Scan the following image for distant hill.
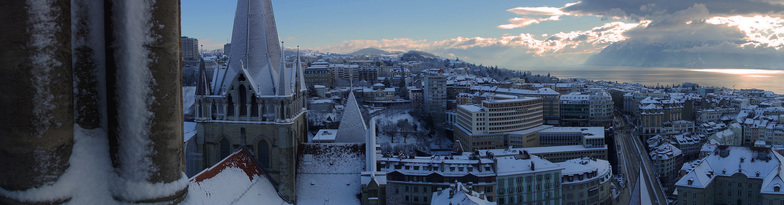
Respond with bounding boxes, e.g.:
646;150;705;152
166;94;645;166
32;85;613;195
585;41;784;69
348;48;394;56
400;50;439;61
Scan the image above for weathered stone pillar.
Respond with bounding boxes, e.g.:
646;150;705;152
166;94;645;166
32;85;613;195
105;0;186;203
0;0;73;204
72;0;105;130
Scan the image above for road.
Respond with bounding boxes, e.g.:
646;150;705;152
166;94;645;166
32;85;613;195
614;112;668;205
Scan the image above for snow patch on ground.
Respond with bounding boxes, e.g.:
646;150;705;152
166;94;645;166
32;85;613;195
0;126;114;204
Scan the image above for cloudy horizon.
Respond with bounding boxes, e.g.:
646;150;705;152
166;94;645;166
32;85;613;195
183;0;784;69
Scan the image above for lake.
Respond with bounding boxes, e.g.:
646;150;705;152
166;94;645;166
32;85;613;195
524;66;784;94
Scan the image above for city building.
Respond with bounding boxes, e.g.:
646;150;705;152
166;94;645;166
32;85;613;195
558;158;613;205
181;36;199;61
587;88;613;127
560;93;590;126
304;61;333;88
424;74;447;114
470;86;561;125
481;127;609;163
672;134;704;160
358;67;379;83
453;97;550;151
361;86;396;102
379;153;497;204
331;63;360;84
192;0;308;201
223;43;231;57
675;146;784;205
494;153;563;205
649;143;683;182
409;88;424;108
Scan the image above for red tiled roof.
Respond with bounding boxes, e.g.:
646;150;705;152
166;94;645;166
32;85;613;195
191;149;263;183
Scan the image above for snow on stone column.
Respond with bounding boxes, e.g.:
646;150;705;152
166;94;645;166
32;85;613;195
0;0;74;203
105;0;187;203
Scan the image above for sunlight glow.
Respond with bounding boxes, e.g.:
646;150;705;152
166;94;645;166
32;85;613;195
706;16;784;49
689;69;784;75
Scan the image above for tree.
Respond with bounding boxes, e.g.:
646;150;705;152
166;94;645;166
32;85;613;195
383;77;391;88
382;123;396;143
307;84;318;97
397;119;411;143
398;79;409;99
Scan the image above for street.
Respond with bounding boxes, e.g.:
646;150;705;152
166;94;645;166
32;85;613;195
613;112;668;205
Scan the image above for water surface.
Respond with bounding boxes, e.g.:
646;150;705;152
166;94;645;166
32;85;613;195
524;66;784;94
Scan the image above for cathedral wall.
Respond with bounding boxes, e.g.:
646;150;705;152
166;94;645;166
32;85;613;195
196;113;306;202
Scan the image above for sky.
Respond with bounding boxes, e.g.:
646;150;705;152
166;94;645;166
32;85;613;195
182;0;784;69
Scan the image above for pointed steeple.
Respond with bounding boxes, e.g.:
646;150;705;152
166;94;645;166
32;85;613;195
296;46;307;92
277;42;291;96
196;58;211;95
335;92;367;143
216;0;282;96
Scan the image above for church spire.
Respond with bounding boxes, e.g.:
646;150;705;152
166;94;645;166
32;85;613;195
196;58;211;96
216;0;282;96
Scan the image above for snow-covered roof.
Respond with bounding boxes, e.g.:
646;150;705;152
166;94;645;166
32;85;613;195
184;122;197;143
296;143;365;205
495;155;562;176
458;104;484;113
186;149;289;204
430;182;496;205
558;158;611;183
675;146;784;192
312;129;338;142
539;127;605;140
335;92;367;143
649;143;682;161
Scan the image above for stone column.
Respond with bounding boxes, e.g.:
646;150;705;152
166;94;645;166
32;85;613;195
223;102;227;120
246;105;251;121
105;0;186;203
0;0;74;204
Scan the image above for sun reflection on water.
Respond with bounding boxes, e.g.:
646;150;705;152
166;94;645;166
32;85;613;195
689;69;784;75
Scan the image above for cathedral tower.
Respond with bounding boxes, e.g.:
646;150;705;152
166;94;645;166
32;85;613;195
194;0;308;202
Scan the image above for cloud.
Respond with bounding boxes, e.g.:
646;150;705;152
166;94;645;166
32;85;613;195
563;0;784;20
314;21;645;67
498;3;576;29
706;15;784;49
498;16;561;29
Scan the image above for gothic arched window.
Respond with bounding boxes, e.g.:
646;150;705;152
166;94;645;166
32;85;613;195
227;94;234;116
220;137;230;160
239;84;247;116
251;94;258;117
257;140;269;168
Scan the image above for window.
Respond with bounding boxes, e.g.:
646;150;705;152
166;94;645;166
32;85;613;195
220;138;230;160
257;140;269;168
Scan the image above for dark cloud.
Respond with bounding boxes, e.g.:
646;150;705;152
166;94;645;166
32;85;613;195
564;0;784;20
